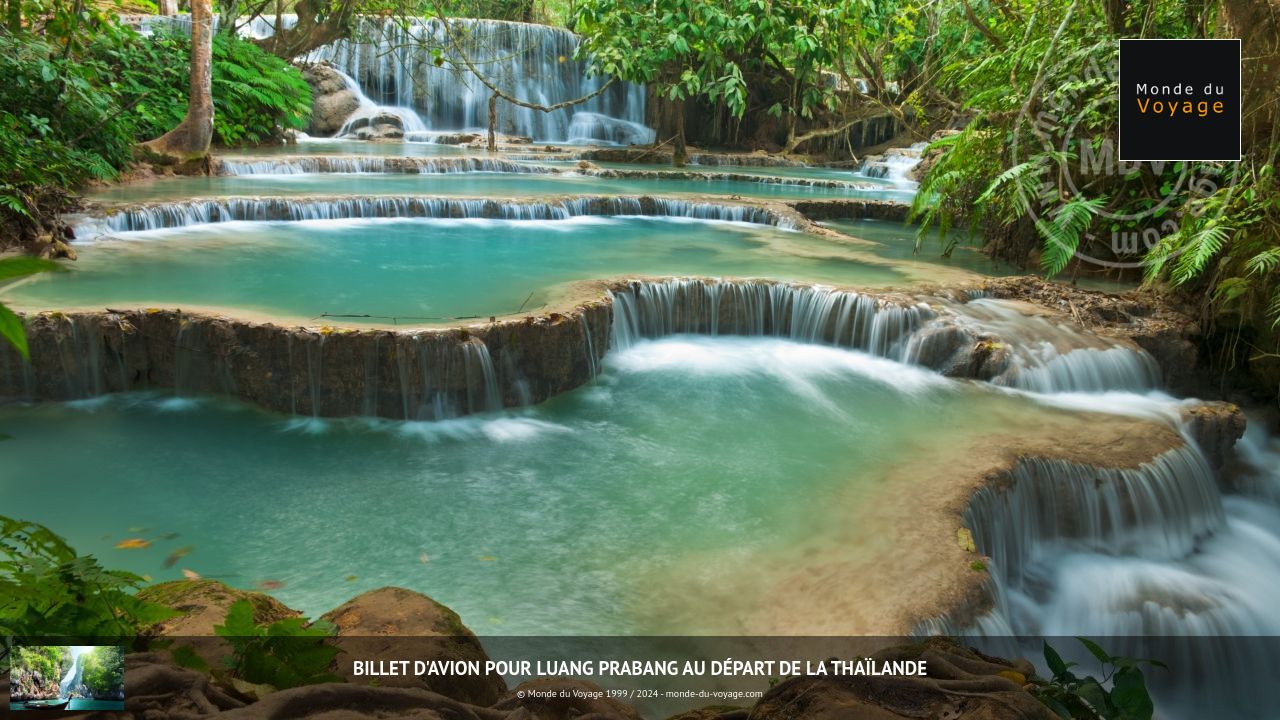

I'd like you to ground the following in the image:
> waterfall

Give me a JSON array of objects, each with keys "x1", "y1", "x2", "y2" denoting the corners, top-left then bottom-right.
[
  {"x1": 928, "y1": 298, "x2": 1278, "y2": 719},
  {"x1": 996, "y1": 345, "x2": 1159, "y2": 393},
  {"x1": 59, "y1": 647, "x2": 89, "y2": 699},
  {"x1": 305, "y1": 17, "x2": 652, "y2": 144},
  {"x1": 214, "y1": 156, "x2": 559, "y2": 175},
  {"x1": 580, "y1": 314, "x2": 598, "y2": 379},
  {"x1": 328, "y1": 66, "x2": 428, "y2": 139},
  {"x1": 82, "y1": 196, "x2": 797, "y2": 236},
  {"x1": 567, "y1": 112, "x2": 655, "y2": 146},
  {"x1": 956, "y1": 439, "x2": 1280, "y2": 720},
  {"x1": 854, "y1": 142, "x2": 928, "y2": 190},
  {"x1": 965, "y1": 450, "x2": 1225, "y2": 594},
  {"x1": 131, "y1": 14, "x2": 652, "y2": 143},
  {"x1": 952, "y1": 298, "x2": 1161, "y2": 393},
  {"x1": 461, "y1": 338, "x2": 502, "y2": 414},
  {"x1": 608, "y1": 279, "x2": 932, "y2": 360}
]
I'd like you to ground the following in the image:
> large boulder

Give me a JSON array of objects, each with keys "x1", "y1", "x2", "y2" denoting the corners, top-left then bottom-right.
[
  {"x1": 344, "y1": 112, "x2": 406, "y2": 140},
  {"x1": 139, "y1": 579, "x2": 301, "y2": 637},
  {"x1": 749, "y1": 638, "x2": 1054, "y2": 720},
  {"x1": 137, "y1": 579, "x2": 301, "y2": 671},
  {"x1": 320, "y1": 587, "x2": 506, "y2": 706},
  {"x1": 301, "y1": 62, "x2": 360, "y2": 136}
]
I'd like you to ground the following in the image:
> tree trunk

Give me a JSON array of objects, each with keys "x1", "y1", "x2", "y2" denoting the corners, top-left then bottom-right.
[
  {"x1": 488, "y1": 92, "x2": 498, "y2": 152},
  {"x1": 157, "y1": 0, "x2": 177, "y2": 15},
  {"x1": 1220, "y1": 0, "x2": 1279, "y2": 156},
  {"x1": 140, "y1": 0, "x2": 214, "y2": 163},
  {"x1": 673, "y1": 100, "x2": 688, "y2": 167}
]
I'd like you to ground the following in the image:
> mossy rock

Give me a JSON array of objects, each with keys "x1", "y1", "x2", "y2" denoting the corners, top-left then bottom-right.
[
  {"x1": 136, "y1": 579, "x2": 302, "y2": 676},
  {"x1": 320, "y1": 587, "x2": 506, "y2": 706},
  {"x1": 137, "y1": 579, "x2": 300, "y2": 636}
]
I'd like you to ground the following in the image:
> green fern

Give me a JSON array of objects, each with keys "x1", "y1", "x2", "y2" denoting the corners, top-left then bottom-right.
[
  {"x1": 1037, "y1": 196, "x2": 1106, "y2": 277},
  {"x1": 1172, "y1": 223, "x2": 1233, "y2": 285}
]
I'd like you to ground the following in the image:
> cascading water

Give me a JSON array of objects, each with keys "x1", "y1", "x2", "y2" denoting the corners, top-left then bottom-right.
[
  {"x1": 608, "y1": 279, "x2": 932, "y2": 360},
  {"x1": 306, "y1": 17, "x2": 652, "y2": 144},
  {"x1": 854, "y1": 142, "x2": 928, "y2": 191},
  {"x1": 329, "y1": 66, "x2": 429, "y2": 138},
  {"x1": 918, "y1": 299, "x2": 1280, "y2": 720},
  {"x1": 952, "y1": 435, "x2": 1280, "y2": 720},
  {"x1": 81, "y1": 196, "x2": 796, "y2": 236},
  {"x1": 214, "y1": 156, "x2": 558, "y2": 176},
  {"x1": 59, "y1": 647, "x2": 90, "y2": 699},
  {"x1": 953, "y1": 297, "x2": 1161, "y2": 393},
  {"x1": 132, "y1": 13, "x2": 653, "y2": 143}
]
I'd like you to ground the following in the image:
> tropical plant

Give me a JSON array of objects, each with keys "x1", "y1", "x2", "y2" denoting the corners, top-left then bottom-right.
[
  {"x1": 0, "y1": 257, "x2": 61, "y2": 357},
  {"x1": 213, "y1": 599, "x2": 341, "y2": 690},
  {"x1": 9, "y1": 645, "x2": 68, "y2": 687},
  {"x1": 89, "y1": 29, "x2": 313, "y2": 148},
  {"x1": 571, "y1": 0, "x2": 933, "y2": 158},
  {"x1": 0, "y1": 33, "x2": 135, "y2": 241},
  {"x1": 1030, "y1": 638, "x2": 1164, "y2": 720},
  {"x1": 79, "y1": 645, "x2": 126, "y2": 696},
  {"x1": 1, "y1": 17, "x2": 312, "y2": 248},
  {"x1": 0, "y1": 516, "x2": 176, "y2": 638},
  {"x1": 907, "y1": 0, "x2": 1280, "y2": 395}
]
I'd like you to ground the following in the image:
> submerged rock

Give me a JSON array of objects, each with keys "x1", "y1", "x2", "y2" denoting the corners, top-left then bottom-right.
[
  {"x1": 346, "y1": 112, "x2": 407, "y2": 140},
  {"x1": 321, "y1": 587, "x2": 507, "y2": 706}
]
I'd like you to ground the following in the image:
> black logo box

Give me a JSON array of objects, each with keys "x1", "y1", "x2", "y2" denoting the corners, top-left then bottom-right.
[{"x1": 1119, "y1": 38, "x2": 1241, "y2": 162}]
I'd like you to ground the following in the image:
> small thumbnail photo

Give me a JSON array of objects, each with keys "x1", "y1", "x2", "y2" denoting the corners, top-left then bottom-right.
[{"x1": 8, "y1": 645, "x2": 125, "y2": 712}]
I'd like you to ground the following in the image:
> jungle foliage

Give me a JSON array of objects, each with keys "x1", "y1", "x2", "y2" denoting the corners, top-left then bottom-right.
[
  {"x1": 571, "y1": 0, "x2": 948, "y2": 154},
  {"x1": 80, "y1": 645, "x2": 127, "y2": 696},
  {"x1": 213, "y1": 599, "x2": 341, "y2": 690},
  {"x1": 0, "y1": 516, "x2": 177, "y2": 638},
  {"x1": 905, "y1": 0, "x2": 1278, "y2": 392},
  {"x1": 1032, "y1": 639, "x2": 1163, "y2": 720},
  {"x1": 9, "y1": 645, "x2": 68, "y2": 686},
  {"x1": 0, "y1": 6, "x2": 310, "y2": 249}
]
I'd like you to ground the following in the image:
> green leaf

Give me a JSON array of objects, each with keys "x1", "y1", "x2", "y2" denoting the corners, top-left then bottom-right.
[
  {"x1": 171, "y1": 645, "x2": 210, "y2": 672},
  {"x1": 215, "y1": 599, "x2": 262, "y2": 638},
  {"x1": 1111, "y1": 667, "x2": 1154, "y2": 720},
  {"x1": 1043, "y1": 641, "x2": 1068, "y2": 677},
  {"x1": 0, "y1": 257, "x2": 63, "y2": 282},
  {"x1": 0, "y1": 303, "x2": 28, "y2": 359},
  {"x1": 1077, "y1": 636, "x2": 1113, "y2": 665},
  {"x1": 1075, "y1": 676, "x2": 1111, "y2": 715}
]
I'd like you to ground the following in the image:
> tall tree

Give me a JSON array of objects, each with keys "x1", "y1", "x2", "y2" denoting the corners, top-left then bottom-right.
[{"x1": 140, "y1": 0, "x2": 214, "y2": 161}]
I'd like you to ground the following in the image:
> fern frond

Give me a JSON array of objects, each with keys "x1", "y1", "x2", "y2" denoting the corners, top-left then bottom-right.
[
  {"x1": 1038, "y1": 196, "x2": 1105, "y2": 277},
  {"x1": 1172, "y1": 223, "x2": 1232, "y2": 285}
]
